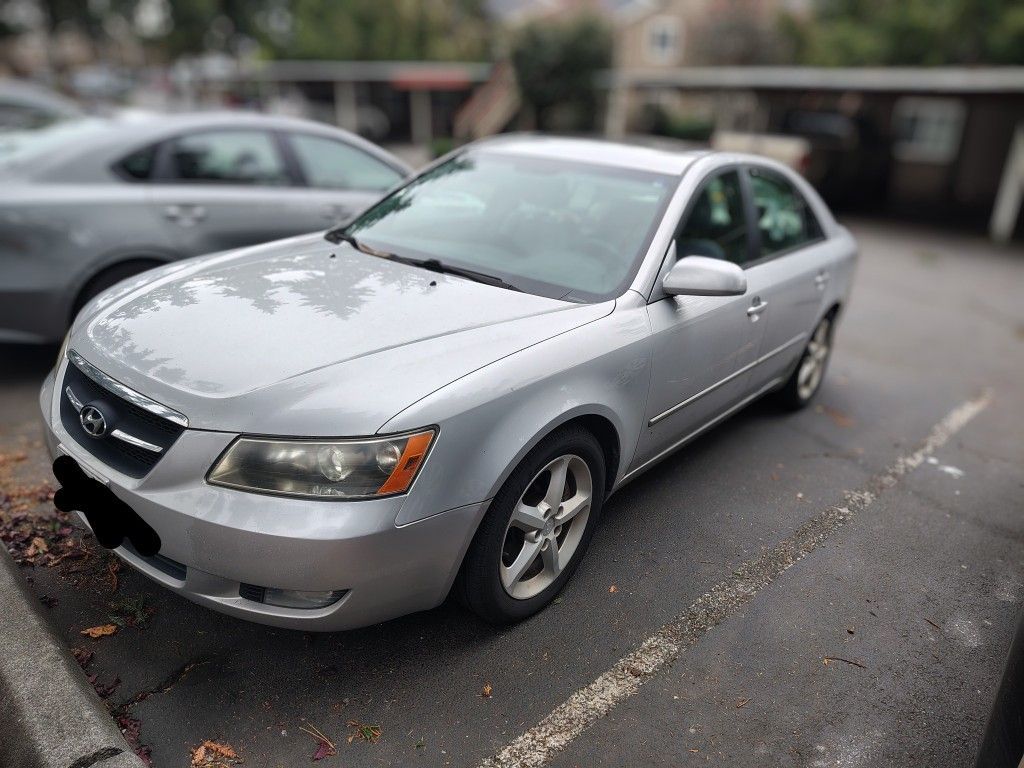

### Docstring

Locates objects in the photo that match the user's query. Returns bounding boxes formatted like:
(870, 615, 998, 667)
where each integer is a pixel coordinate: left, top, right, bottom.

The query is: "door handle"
(747, 297, 768, 319)
(164, 204, 206, 226)
(814, 271, 830, 289)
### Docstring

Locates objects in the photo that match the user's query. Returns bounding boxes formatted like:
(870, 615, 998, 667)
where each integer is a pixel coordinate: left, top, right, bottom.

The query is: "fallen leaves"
(822, 405, 855, 428)
(25, 536, 48, 558)
(300, 724, 336, 762)
(735, 697, 750, 708)
(109, 595, 154, 629)
(481, 683, 493, 698)
(346, 720, 381, 744)
(190, 740, 241, 766)
(117, 712, 151, 766)
(90, 674, 121, 699)
(72, 647, 94, 668)
(608, 585, 619, 593)
(80, 623, 118, 639)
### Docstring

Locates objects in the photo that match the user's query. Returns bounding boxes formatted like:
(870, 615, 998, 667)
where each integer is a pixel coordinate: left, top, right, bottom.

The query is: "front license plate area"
(51, 455, 161, 556)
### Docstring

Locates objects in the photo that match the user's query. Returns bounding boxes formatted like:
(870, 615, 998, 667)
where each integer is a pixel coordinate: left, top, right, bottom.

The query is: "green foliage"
(640, 105, 714, 141)
(781, 0, 1024, 65)
(429, 136, 458, 158)
(274, 0, 491, 61)
(510, 15, 612, 132)
(0, 0, 492, 61)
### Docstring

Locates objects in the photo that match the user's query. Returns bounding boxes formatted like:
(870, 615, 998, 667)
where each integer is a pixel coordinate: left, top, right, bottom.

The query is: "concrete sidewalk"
(0, 547, 143, 768)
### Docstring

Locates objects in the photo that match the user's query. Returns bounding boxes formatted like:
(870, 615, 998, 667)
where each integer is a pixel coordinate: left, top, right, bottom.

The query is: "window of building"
(892, 97, 966, 164)
(646, 16, 680, 64)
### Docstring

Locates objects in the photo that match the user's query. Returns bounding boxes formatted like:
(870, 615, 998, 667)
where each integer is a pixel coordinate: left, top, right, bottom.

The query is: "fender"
(380, 293, 654, 526)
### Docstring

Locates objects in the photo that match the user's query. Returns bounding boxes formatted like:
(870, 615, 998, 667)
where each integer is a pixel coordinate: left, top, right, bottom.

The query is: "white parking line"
(479, 390, 993, 768)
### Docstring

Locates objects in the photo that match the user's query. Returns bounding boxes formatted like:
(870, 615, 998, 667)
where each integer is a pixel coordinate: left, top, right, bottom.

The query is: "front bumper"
(39, 368, 486, 631)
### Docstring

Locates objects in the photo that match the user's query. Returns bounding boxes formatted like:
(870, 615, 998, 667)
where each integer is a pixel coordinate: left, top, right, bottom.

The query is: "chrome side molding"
(648, 333, 806, 426)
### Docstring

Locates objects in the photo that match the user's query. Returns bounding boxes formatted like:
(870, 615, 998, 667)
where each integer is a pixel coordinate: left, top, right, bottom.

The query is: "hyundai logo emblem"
(80, 405, 107, 438)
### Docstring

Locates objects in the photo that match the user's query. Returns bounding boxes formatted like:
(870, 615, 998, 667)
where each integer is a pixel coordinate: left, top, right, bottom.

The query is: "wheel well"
(72, 258, 165, 320)
(560, 414, 620, 498)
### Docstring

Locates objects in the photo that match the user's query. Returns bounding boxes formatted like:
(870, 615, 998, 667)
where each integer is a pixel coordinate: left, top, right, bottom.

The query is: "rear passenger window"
(676, 170, 750, 266)
(747, 168, 823, 257)
(115, 144, 157, 181)
(166, 130, 290, 186)
(288, 133, 402, 191)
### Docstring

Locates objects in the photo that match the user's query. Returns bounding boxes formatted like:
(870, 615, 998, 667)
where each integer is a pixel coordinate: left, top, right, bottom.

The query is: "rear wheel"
(778, 314, 833, 409)
(72, 260, 162, 321)
(457, 427, 606, 624)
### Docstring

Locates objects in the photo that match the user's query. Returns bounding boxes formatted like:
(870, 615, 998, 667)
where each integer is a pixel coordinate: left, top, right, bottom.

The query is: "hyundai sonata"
(40, 136, 856, 630)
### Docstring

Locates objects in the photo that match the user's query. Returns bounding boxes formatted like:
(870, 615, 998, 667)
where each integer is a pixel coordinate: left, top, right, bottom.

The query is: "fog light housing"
(239, 583, 347, 609)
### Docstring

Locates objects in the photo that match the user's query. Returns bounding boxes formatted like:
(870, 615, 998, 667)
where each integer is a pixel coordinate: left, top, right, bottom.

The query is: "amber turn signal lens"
(377, 430, 434, 495)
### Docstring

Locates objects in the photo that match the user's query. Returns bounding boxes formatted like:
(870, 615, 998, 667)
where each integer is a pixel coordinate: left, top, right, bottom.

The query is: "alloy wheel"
(499, 454, 593, 600)
(797, 317, 831, 401)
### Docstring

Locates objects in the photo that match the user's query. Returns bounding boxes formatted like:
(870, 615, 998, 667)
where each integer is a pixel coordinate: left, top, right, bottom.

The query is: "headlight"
(206, 429, 436, 499)
(56, 331, 71, 371)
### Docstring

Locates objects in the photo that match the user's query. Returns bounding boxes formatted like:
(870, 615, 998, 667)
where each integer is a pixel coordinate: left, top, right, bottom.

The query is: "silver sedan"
(1, 110, 409, 343)
(39, 136, 856, 630)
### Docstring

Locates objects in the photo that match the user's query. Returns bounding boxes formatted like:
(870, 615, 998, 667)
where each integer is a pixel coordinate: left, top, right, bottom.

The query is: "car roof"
(6, 109, 409, 181)
(80, 109, 354, 143)
(472, 134, 707, 175)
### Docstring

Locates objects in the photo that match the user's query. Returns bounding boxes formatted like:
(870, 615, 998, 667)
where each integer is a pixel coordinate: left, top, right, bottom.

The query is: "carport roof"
(607, 66, 1024, 94)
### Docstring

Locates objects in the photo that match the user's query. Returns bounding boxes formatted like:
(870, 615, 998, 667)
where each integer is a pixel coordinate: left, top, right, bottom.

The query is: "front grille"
(60, 361, 185, 478)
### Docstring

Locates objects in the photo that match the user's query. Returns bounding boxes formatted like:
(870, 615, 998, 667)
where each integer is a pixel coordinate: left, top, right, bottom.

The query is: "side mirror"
(663, 254, 747, 297)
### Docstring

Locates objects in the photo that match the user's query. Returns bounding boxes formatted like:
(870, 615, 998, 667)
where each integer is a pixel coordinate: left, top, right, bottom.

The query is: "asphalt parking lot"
(1, 218, 1022, 767)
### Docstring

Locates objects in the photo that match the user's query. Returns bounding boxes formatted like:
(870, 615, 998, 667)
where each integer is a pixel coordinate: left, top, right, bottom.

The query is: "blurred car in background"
(777, 109, 891, 210)
(0, 79, 83, 131)
(0, 111, 410, 344)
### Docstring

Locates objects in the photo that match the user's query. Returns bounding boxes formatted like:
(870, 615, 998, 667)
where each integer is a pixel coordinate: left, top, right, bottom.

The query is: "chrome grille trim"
(66, 349, 188, 428)
(63, 383, 165, 453)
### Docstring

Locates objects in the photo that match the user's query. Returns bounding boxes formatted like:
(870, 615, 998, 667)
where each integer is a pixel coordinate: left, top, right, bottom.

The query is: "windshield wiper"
(325, 230, 520, 292)
(393, 256, 522, 292)
(324, 229, 396, 259)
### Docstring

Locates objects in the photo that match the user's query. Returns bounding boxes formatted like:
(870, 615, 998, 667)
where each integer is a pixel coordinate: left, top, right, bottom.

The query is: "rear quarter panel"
(0, 183, 177, 341)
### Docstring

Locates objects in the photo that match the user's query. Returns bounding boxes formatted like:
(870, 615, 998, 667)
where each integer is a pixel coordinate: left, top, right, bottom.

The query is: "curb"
(0, 547, 145, 768)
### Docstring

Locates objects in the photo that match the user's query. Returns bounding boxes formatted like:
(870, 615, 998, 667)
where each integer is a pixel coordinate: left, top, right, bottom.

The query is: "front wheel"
(456, 427, 606, 624)
(778, 314, 833, 409)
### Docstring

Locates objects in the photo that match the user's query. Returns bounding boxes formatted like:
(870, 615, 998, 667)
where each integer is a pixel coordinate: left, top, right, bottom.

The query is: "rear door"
(149, 128, 323, 256)
(741, 165, 831, 390)
(632, 168, 766, 470)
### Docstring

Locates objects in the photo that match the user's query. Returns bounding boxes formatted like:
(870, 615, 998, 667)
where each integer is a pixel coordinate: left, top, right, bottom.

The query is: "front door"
(632, 169, 766, 470)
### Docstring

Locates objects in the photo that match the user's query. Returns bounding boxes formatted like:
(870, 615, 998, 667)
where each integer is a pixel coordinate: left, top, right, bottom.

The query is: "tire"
(71, 260, 162, 320)
(456, 426, 607, 624)
(777, 313, 834, 410)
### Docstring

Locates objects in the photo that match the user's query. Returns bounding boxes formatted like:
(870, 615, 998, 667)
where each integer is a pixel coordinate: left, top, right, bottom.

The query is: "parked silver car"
(39, 136, 856, 630)
(1, 111, 409, 343)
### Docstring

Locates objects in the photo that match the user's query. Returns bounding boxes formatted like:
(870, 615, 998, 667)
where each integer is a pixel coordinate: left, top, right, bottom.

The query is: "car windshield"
(341, 150, 677, 301)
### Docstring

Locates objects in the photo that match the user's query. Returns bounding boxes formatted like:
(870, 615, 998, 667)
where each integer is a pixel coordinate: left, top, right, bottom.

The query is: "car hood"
(73, 233, 612, 435)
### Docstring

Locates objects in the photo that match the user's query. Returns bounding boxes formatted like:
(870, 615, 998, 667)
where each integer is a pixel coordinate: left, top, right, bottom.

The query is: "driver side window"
(676, 170, 750, 266)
